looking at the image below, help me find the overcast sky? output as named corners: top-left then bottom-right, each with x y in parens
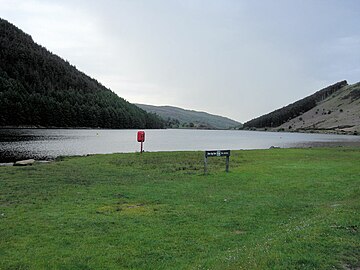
top-left (1, 0), bottom-right (359, 122)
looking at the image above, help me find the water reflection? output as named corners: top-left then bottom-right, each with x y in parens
top-left (0, 128), bottom-right (359, 162)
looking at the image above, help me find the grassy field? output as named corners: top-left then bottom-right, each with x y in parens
top-left (0, 148), bottom-right (359, 269)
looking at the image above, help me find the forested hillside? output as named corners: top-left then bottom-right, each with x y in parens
top-left (243, 81), bottom-right (348, 128)
top-left (0, 18), bottom-right (164, 128)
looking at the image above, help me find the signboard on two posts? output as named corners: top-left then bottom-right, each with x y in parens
top-left (204, 150), bottom-right (230, 174)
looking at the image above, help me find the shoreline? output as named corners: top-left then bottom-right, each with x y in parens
top-left (1, 128), bottom-right (360, 163)
top-left (2, 143), bottom-right (360, 165)
top-left (1, 125), bottom-right (359, 135)
top-left (242, 127), bottom-right (359, 136)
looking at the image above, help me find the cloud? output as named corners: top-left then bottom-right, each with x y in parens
top-left (1, 0), bottom-right (359, 122)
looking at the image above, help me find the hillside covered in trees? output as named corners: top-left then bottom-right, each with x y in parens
top-left (243, 81), bottom-right (348, 129)
top-left (0, 18), bottom-right (164, 128)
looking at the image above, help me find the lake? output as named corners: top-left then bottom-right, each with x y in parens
top-left (1, 128), bottom-right (360, 162)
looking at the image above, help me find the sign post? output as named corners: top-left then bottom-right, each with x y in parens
top-left (204, 150), bottom-right (231, 174)
top-left (137, 131), bottom-right (145, 153)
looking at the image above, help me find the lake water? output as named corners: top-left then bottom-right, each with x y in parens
top-left (1, 128), bottom-right (360, 162)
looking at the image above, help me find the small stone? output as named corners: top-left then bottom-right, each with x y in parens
top-left (0, 163), bottom-right (14, 166)
top-left (36, 160), bottom-right (51, 164)
top-left (14, 159), bottom-right (35, 166)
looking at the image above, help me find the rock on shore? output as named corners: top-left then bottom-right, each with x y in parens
top-left (14, 159), bottom-right (35, 166)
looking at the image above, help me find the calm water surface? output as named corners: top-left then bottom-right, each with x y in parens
top-left (1, 128), bottom-right (360, 162)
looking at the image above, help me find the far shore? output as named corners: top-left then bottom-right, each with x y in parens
top-left (1, 125), bottom-right (359, 135)
top-left (242, 127), bottom-right (359, 136)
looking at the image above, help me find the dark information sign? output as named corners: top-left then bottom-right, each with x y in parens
top-left (204, 150), bottom-right (231, 174)
top-left (205, 150), bottom-right (231, 157)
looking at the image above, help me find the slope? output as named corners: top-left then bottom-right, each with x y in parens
top-left (243, 81), bottom-right (348, 129)
top-left (135, 104), bottom-right (242, 129)
top-left (0, 18), bottom-right (164, 129)
top-left (277, 82), bottom-right (360, 134)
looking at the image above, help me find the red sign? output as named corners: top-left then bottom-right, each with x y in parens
top-left (137, 131), bottom-right (145, 142)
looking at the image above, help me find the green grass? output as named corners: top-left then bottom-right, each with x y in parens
top-left (0, 148), bottom-right (359, 269)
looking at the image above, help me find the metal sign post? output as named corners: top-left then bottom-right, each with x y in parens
top-left (204, 150), bottom-right (231, 174)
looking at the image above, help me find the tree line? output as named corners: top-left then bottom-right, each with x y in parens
top-left (243, 81), bottom-right (348, 128)
top-left (0, 18), bottom-right (164, 128)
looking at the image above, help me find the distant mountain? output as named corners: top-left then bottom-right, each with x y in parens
top-left (0, 18), bottom-right (164, 129)
top-left (243, 81), bottom-right (360, 134)
top-left (135, 104), bottom-right (242, 129)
